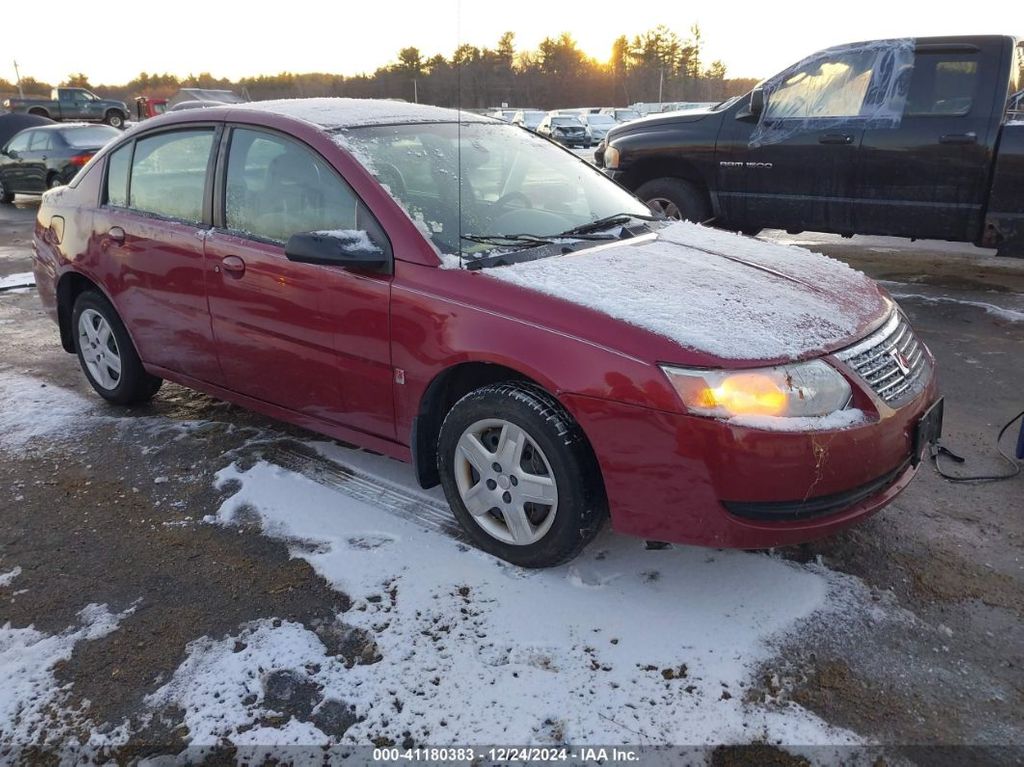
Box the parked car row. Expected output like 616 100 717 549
489 106 640 148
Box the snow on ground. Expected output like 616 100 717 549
0 374 103 450
0 567 23 587
150 451 868 747
0 602 135 746
0 272 35 293
488 221 887 361
885 287 1024 323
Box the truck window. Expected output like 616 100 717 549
905 54 978 116
765 50 878 119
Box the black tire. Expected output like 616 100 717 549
635 177 710 222
72 290 162 405
104 110 126 129
996 243 1023 259
46 173 64 190
0 176 13 204
437 382 607 568
28 108 49 119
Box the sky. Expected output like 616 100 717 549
6 0 1015 87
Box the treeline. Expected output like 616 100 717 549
2 26 759 108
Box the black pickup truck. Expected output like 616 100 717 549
3 88 129 129
597 35 1024 256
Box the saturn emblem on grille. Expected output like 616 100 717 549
889 348 912 375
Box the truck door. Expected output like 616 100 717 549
854 41 1000 241
715 45 888 235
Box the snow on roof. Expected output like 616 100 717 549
487 221 889 362
233 97 493 130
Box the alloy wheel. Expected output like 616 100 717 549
646 197 682 220
453 418 558 546
77 308 122 390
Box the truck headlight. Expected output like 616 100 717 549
660 360 852 419
603 145 620 169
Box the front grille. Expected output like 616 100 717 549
835 311 929 405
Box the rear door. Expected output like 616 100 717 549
204 126 395 439
93 126 224 383
24 130 55 190
854 41 1000 240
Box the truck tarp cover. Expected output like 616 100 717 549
750 38 914 147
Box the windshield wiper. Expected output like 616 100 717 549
555 212 661 238
461 233 556 247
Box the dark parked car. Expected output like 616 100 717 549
32 99 940 567
537 113 589 147
3 88 129 129
0 124 119 201
597 35 1024 257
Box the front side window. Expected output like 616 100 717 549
905 54 978 116
129 129 214 223
6 131 32 153
766 51 879 120
224 128 365 244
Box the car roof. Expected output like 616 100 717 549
225 97 496 129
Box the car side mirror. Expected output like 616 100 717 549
736 86 765 122
284 230 391 273
5 149 17 159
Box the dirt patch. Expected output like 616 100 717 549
0 435 351 740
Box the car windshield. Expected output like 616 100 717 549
588 115 615 126
617 110 640 121
550 116 580 126
337 121 651 259
60 126 120 148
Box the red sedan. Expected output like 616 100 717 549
31 99 941 567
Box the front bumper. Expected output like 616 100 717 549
561 374 938 549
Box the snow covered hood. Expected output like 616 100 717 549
487 222 889 362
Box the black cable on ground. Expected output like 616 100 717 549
0 283 36 293
931 409 1024 483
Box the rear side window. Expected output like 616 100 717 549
29 132 54 151
129 129 214 223
224 128 361 243
105 143 131 207
906 55 978 116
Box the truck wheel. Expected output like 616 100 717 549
28 108 49 119
437 382 607 568
104 110 126 129
636 178 710 223
72 291 162 405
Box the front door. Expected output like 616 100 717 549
0 130 34 193
204 126 395 439
854 40 1002 241
92 127 224 383
715 44 902 235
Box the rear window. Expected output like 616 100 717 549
906 54 979 116
62 126 119 149
128 129 214 223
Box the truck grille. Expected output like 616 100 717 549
835 312 928 405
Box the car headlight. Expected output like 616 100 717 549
603 145 620 169
660 360 852 419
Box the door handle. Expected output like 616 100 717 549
819 133 854 145
939 132 977 145
220 255 246 277
107 226 125 244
